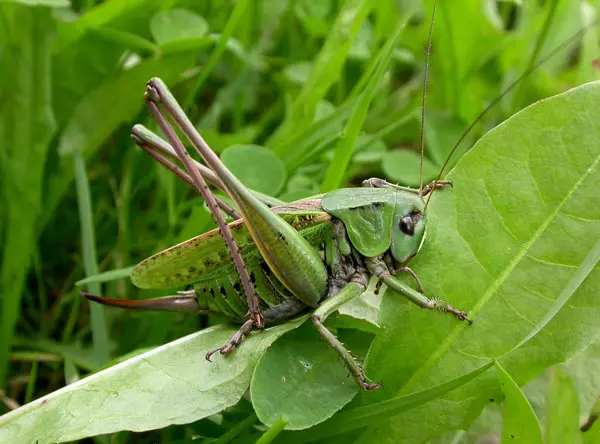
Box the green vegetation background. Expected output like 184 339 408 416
0 0 599 443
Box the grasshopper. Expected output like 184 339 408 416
81 0 598 390
81 1 596 391
82 75 471 391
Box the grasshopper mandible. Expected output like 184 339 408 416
82 75 471 390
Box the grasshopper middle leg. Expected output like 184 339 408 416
312 271 381 390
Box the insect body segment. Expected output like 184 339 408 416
83 79 471 391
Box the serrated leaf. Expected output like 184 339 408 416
495 360 543 444
358 82 600 443
0 319 305 443
251 323 358 430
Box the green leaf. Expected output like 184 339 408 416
74 152 110 365
2 0 68 6
183 0 251 109
89 27 159 54
0 5 56 388
320 12 409 192
546 367 582 444
275 361 494 443
0 319 305 442
423 109 471 169
495 360 543 444
221 145 287 196
358 82 600 443
337 276 382 327
269 0 373 153
150 9 209 45
251 324 358 430
44 54 194 227
75 266 135 286
381 149 439 187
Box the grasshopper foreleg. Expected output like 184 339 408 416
365 256 472 323
420 180 453 197
144 86 264 328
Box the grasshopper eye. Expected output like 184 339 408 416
399 215 414 236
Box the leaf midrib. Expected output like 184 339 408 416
395 150 600 398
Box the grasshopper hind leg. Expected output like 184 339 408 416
205 297 308 361
205 319 254 361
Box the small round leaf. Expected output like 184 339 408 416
221 145 287 196
251 324 358 430
150 9 208 45
382 149 439 187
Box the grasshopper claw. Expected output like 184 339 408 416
358 377 382 391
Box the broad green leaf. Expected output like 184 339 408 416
274 361 494 443
583 421 600 444
338 277 382 327
358 82 600 443
423 109 471 169
0 6 55 388
251 324 357 430
381 149 439 187
546 367 581 444
495 361 543 444
0 319 305 443
150 9 208 45
221 145 287 196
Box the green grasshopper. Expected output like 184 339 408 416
82 76 471 391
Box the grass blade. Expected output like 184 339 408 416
269 0 374 155
321 15 410 192
74 152 110 365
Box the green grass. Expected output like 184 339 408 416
0 1 599 443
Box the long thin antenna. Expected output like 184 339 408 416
419 0 437 195
425 15 599 210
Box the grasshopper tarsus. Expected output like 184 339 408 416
447 306 473 325
249 311 265 329
420 180 453 197
206 319 254 362
358 379 383 391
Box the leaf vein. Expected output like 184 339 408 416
394 150 600 397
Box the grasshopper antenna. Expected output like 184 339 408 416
425 14 600 210
419 0 437 196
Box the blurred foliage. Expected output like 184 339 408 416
0 0 599 443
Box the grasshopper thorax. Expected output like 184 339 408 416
321 186 425 265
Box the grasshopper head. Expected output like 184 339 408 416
389 193 426 264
